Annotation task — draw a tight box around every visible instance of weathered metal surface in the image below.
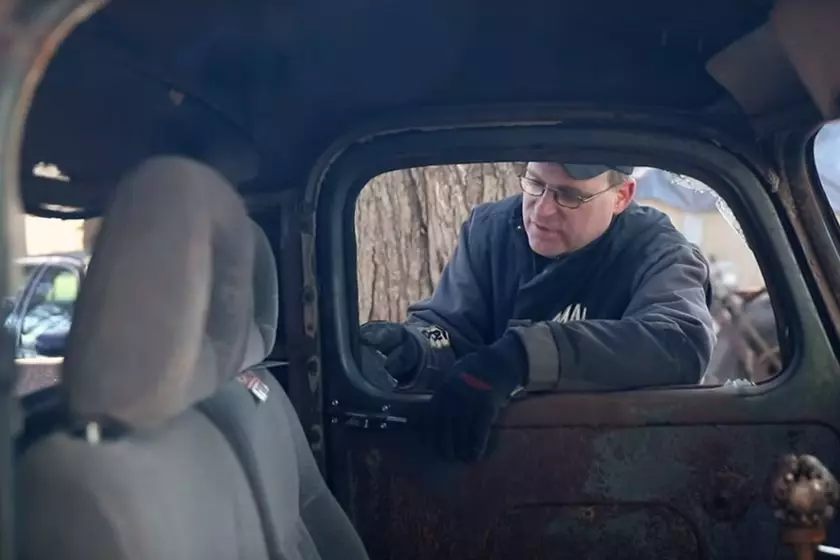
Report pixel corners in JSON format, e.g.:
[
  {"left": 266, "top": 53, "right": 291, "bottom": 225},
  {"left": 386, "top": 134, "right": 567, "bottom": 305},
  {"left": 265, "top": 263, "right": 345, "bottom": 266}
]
[
  {"left": 773, "top": 131, "right": 840, "bottom": 339},
  {"left": 309, "top": 122, "right": 840, "bottom": 559},
  {"left": 14, "top": 358, "right": 60, "bottom": 396},
  {"left": 0, "top": 2, "right": 106, "bottom": 559},
  {"left": 346, "top": 425, "right": 840, "bottom": 559},
  {"left": 276, "top": 192, "right": 325, "bottom": 468}
]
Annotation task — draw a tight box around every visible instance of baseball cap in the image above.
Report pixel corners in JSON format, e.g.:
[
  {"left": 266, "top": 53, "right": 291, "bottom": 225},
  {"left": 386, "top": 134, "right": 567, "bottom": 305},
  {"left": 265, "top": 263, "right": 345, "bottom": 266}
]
[{"left": 557, "top": 164, "right": 635, "bottom": 180}]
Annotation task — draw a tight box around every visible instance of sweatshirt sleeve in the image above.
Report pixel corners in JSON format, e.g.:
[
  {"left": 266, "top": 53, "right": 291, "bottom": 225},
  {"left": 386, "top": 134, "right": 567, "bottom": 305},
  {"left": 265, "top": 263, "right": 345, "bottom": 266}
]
[
  {"left": 405, "top": 209, "right": 495, "bottom": 368},
  {"left": 512, "top": 243, "right": 716, "bottom": 391}
]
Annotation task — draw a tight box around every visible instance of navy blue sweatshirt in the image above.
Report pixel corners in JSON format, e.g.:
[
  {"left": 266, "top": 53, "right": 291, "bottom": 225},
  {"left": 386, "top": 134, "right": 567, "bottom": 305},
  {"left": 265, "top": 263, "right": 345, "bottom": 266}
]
[{"left": 405, "top": 195, "right": 716, "bottom": 391}]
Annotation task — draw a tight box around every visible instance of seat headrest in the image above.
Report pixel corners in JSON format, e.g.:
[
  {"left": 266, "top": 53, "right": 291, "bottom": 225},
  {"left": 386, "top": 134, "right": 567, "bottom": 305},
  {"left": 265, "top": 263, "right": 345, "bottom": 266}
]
[
  {"left": 241, "top": 221, "right": 279, "bottom": 370},
  {"left": 63, "top": 156, "right": 255, "bottom": 430}
]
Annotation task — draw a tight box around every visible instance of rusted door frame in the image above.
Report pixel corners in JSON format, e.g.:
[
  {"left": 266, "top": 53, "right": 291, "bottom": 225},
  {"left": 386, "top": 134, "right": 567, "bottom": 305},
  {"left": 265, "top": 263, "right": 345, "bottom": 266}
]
[{"left": 0, "top": 1, "right": 107, "bottom": 557}]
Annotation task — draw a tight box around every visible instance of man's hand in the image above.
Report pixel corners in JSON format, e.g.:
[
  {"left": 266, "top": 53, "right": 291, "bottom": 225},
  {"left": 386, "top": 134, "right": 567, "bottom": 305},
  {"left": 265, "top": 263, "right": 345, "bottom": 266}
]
[
  {"left": 359, "top": 321, "right": 424, "bottom": 383},
  {"left": 430, "top": 331, "right": 528, "bottom": 463}
]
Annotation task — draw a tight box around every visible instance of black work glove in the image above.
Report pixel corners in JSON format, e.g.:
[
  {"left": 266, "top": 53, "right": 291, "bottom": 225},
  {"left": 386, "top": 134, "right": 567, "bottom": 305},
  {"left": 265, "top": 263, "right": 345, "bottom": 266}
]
[
  {"left": 359, "top": 321, "right": 424, "bottom": 384},
  {"left": 430, "top": 330, "right": 528, "bottom": 463}
]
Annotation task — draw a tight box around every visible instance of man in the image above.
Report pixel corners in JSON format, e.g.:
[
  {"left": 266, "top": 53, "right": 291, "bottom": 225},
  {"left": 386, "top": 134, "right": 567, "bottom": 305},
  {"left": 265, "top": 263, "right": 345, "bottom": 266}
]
[{"left": 360, "top": 162, "right": 716, "bottom": 463}]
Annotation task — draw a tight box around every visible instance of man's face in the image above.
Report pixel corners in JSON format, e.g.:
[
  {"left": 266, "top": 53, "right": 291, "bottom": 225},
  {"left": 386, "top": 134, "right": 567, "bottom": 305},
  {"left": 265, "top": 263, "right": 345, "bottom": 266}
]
[{"left": 521, "top": 162, "right": 636, "bottom": 257}]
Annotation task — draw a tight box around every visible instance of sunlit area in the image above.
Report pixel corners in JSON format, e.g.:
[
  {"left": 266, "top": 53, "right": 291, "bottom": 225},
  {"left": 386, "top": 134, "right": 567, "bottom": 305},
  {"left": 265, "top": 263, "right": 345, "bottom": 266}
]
[{"left": 24, "top": 162, "right": 92, "bottom": 256}]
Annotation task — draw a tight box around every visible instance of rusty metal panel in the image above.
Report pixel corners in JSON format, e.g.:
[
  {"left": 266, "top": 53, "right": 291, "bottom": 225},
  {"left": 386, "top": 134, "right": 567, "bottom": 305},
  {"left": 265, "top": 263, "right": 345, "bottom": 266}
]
[
  {"left": 347, "top": 424, "right": 840, "bottom": 559},
  {"left": 278, "top": 191, "right": 326, "bottom": 468},
  {"left": 14, "top": 358, "right": 60, "bottom": 396}
]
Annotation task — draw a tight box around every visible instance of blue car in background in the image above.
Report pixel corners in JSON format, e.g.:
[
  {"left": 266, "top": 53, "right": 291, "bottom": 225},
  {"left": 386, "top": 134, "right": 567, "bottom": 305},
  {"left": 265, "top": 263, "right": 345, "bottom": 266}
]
[{"left": 4, "top": 251, "right": 87, "bottom": 359}]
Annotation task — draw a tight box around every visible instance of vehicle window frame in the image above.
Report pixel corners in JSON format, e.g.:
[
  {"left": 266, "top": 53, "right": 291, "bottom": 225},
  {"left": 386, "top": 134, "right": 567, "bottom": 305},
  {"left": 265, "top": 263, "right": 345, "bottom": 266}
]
[
  {"left": 789, "top": 122, "right": 840, "bottom": 358},
  {"left": 311, "top": 122, "right": 817, "bottom": 411},
  {"left": 4, "top": 262, "right": 40, "bottom": 322},
  {"left": 807, "top": 122, "right": 840, "bottom": 257},
  {"left": 8, "top": 263, "right": 48, "bottom": 358}
]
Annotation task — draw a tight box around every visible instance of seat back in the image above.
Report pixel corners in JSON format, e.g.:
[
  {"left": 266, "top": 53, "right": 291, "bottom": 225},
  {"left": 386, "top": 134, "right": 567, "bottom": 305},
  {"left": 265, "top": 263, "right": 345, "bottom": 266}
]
[
  {"left": 17, "top": 156, "right": 269, "bottom": 560},
  {"left": 198, "top": 222, "right": 370, "bottom": 560}
]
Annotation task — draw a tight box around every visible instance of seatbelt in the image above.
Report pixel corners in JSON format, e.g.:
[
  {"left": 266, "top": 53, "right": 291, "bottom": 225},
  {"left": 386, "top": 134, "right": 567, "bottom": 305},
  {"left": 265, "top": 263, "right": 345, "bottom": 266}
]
[{"left": 198, "top": 367, "right": 282, "bottom": 560}]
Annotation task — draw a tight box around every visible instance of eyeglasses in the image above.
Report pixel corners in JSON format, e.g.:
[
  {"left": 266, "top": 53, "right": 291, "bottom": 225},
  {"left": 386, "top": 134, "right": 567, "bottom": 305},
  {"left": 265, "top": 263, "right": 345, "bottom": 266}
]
[{"left": 519, "top": 175, "right": 619, "bottom": 209}]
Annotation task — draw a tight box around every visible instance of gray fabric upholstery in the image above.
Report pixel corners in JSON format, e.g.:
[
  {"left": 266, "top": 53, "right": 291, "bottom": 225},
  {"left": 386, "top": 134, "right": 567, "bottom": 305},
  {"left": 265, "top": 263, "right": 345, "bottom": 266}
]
[
  {"left": 19, "top": 412, "right": 268, "bottom": 560},
  {"left": 199, "top": 222, "right": 370, "bottom": 560},
  {"left": 17, "top": 156, "right": 269, "bottom": 560},
  {"left": 62, "top": 156, "right": 255, "bottom": 430},
  {"left": 205, "top": 376, "right": 370, "bottom": 560},
  {"left": 241, "top": 221, "right": 279, "bottom": 371}
]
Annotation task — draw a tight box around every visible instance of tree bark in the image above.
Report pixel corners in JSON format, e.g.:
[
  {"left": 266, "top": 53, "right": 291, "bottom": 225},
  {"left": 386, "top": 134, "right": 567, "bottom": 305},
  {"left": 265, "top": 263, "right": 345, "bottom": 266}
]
[{"left": 356, "top": 163, "right": 520, "bottom": 323}]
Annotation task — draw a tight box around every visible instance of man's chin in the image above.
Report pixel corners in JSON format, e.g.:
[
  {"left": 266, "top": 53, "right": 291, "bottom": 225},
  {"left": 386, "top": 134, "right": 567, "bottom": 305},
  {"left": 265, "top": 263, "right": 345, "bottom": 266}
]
[{"left": 527, "top": 236, "right": 567, "bottom": 258}]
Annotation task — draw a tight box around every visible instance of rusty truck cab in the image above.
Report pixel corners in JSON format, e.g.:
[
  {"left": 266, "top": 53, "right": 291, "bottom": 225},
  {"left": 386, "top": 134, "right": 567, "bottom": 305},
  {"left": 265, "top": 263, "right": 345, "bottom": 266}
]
[{"left": 3, "top": 0, "right": 840, "bottom": 558}]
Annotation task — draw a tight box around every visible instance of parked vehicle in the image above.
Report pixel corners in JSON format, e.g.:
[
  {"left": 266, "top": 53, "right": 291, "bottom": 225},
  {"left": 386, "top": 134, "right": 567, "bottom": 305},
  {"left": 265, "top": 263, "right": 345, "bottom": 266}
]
[{"left": 4, "top": 252, "right": 87, "bottom": 359}]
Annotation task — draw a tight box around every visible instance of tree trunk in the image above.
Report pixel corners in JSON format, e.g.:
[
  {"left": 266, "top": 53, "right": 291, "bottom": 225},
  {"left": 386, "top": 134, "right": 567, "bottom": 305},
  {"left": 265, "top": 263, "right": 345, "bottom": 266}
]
[{"left": 355, "top": 163, "right": 520, "bottom": 323}]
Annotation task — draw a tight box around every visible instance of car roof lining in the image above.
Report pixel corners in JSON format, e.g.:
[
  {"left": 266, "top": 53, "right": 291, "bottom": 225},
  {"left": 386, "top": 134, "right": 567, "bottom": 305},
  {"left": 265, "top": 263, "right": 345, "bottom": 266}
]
[{"left": 17, "top": 0, "right": 840, "bottom": 218}]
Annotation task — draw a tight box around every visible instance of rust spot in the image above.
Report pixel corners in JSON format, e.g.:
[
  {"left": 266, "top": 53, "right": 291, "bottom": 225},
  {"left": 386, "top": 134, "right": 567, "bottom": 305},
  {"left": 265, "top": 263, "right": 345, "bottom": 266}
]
[{"left": 704, "top": 469, "right": 755, "bottom": 522}]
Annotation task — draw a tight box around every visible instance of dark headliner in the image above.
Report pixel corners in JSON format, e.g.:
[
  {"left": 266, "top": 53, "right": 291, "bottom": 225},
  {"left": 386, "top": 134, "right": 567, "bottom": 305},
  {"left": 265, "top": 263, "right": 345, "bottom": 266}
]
[{"left": 20, "top": 0, "right": 776, "bottom": 216}]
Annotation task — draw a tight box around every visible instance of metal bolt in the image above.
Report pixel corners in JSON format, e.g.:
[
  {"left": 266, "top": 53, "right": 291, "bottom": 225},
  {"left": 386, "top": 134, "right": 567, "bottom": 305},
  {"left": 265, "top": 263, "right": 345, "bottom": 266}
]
[
  {"left": 330, "top": 399, "right": 339, "bottom": 407},
  {"left": 381, "top": 404, "right": 390, "bottom": 412},
  {"left": 306, "top": 356, "right": 320, "bottom": 373},
  {"left": 302, "top": 286, "right": 316, "bottom": 304}
]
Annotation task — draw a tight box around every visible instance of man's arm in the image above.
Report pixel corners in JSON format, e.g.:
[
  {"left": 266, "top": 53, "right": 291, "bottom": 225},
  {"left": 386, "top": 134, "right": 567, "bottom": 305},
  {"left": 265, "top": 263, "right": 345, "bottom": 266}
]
[
  {"left": 513, "top": 244, "right": 716, "bottom": 391},
  {"left": 402, "top": 209, "right": 494, "bottom": 374}
]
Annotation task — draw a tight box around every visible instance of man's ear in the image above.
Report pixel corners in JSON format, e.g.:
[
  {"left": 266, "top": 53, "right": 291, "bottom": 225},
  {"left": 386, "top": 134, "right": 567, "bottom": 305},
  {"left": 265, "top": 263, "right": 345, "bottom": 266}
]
[{"left": 614, "top": 177, "right": 637, "bottom": 213}]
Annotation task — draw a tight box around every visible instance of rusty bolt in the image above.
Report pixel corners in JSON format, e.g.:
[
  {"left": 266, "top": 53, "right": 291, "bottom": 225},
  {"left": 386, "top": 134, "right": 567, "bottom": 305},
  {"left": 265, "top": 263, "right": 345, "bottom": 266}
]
[
  {"left": 769, "top": 454, "right": 839, "bottom": 528},
  {"left": 302, "top": 286, "right": 316, "bottom": 304},
  {"left": 306, "top": 356, "right": 320, "bottom": 374}
]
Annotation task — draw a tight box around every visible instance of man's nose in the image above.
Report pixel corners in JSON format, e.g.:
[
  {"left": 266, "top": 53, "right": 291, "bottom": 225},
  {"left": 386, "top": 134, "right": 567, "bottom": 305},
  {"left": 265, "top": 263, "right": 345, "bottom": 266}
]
[{"left": 533, "top": 191, "right": 560, "bottom": 217}]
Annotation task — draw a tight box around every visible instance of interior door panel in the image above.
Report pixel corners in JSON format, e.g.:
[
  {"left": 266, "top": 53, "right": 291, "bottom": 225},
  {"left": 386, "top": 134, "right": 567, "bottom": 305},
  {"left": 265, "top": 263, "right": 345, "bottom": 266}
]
[
  {"left": 340, "top": 423, "right": 840, "bottom": 559},
  {"left": 312, "top": 123, "right": 840, "bottom": 560}
]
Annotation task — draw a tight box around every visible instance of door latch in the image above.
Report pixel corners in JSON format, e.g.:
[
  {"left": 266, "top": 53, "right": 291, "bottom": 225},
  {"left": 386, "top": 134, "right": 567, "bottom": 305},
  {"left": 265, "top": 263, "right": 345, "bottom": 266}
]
[{"left": 327, "top": 400, "right": 408, "bottom": 430}]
